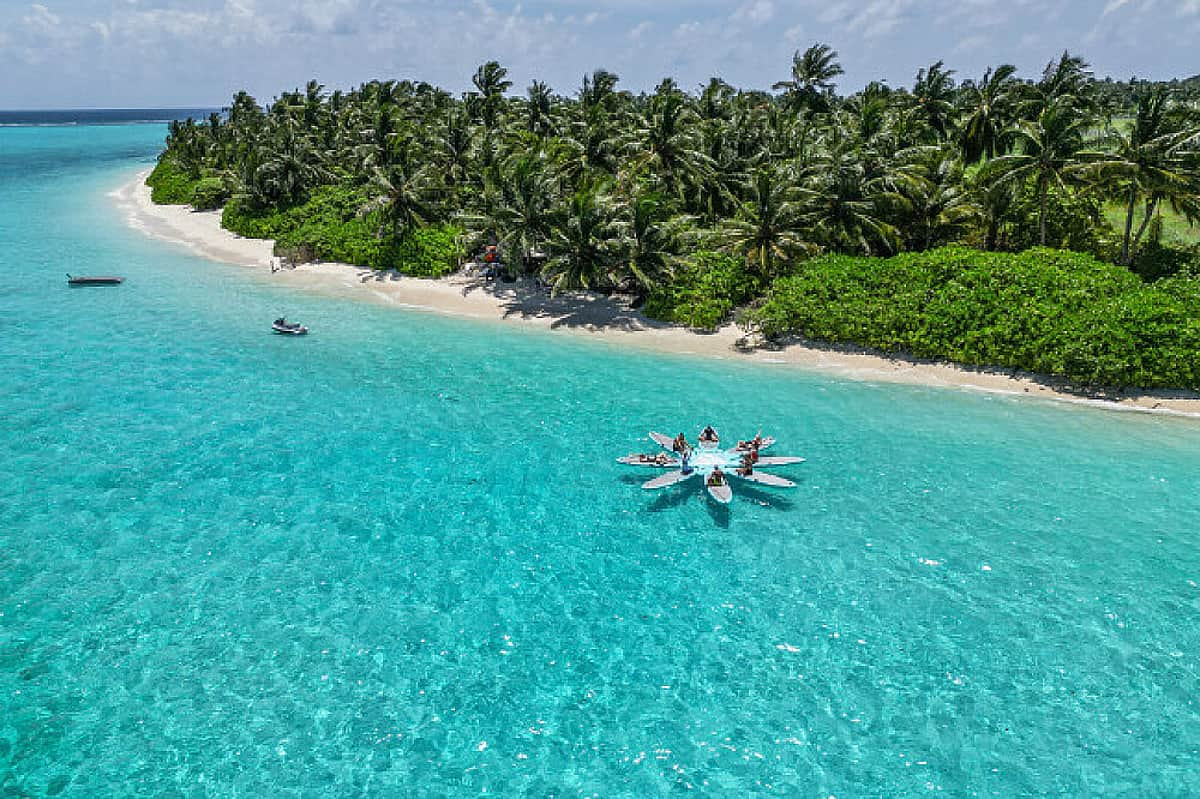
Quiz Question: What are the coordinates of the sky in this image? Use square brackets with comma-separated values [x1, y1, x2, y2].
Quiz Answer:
[1, 0, 1198, 109]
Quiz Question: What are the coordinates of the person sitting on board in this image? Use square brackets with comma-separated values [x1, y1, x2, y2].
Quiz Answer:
[672, 433, 690, 454]
[707, 467, 726, 487]
[700, 426, 718, 444]
[737, 432, 764, 451]
[736, 453, 754, 476]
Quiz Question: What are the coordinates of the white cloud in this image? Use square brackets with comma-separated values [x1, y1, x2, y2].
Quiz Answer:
[24, 3, 61, 30]
[0, 0, 1196, 107]
[732, 1, 775, 25]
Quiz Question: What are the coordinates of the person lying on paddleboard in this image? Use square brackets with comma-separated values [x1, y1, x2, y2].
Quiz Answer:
[737, 432, 764, 450]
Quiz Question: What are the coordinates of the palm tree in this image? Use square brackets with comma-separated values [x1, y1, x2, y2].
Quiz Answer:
[623, 89, 713, 201]
[612, 192, 692, 293]
[719, 169, 814, 277]
[472, 61, 512, 128]
[525, 80, 557, 137]
[958, 65, 1019, 163]
[1092, 88, 1200, 262]
[361, 142, 436, 237]
[908, 61, 957, 141]
[799, 140, 902, 255]
[542, 182, 617, 293]
[985, 102, 1098, 245]
[463, 153, 557, 271]
[1027, 51, 1093, 116]
[773, 43, 844, 114]
[251, 117, 327, 205]
[894, 147, 979, 250]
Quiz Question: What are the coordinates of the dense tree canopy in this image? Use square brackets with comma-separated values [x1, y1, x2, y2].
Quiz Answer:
[153, 48, 1200, 296]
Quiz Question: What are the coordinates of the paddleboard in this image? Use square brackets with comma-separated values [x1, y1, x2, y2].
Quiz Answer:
[755, 456, 804, 466]
[618, 455, 679, 468]
[649, 431, 677, 451]
[736, 436, 776, 452]
[734, 471, 796, 488]
[706, 481, 733, 504]
[642, 471, 695, 490]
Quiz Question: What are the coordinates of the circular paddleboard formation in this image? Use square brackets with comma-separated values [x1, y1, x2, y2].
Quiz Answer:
[619, 427, 804, 505]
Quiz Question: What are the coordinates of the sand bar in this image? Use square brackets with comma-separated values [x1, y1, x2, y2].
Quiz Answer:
[112, 170, 1200, 418]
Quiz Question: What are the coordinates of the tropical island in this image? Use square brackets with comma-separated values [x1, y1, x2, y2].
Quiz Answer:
[146, 47, 1200, 391]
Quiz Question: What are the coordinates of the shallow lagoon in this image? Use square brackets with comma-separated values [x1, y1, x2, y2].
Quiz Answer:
[2, 122, 1199, 796]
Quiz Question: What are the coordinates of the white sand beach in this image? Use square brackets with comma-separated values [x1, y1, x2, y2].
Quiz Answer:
[113, 170, 1200, 417]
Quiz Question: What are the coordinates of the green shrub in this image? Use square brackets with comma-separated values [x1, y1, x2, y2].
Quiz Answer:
[145, 158, 200, 205]
[740, 246, 1200, 389]
[644, 251, 760, 330]
[221, 184, 462, 275]
[190, 177, 229, 211]
[389, 225, 464, 277]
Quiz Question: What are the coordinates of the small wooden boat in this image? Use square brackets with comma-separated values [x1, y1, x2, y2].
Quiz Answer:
[67, 274, 124, 286]
[272, 319, 308, 336]
[642, 471, 696, 490]
[618, 455, 679, 468]
[733, 471, 796, 488]
[705, 477, 733, 504]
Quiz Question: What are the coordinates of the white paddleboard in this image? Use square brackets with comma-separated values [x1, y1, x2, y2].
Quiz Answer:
[649, 431, 677, 451]
[706, 481, 733, 504]
[755, 456, 804, 466]
[642, 471, 695, 490]
[736, 436, 776, 452]
[735, 471, 796, 488]
[618, 455, 679, 468]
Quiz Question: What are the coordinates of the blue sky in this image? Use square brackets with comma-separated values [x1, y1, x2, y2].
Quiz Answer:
[1, 0, 1198, 108]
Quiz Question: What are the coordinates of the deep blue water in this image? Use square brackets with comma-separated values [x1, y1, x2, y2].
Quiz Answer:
[2, 120, 1200, 797]
[0, 109, 216, 127]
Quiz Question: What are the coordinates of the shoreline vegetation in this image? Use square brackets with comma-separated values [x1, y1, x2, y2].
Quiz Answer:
[142, 49, 1200, 404]
[119, 171, 1200, 416]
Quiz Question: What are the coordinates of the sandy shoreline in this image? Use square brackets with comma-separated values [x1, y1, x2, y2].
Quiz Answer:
[112, 170, 1200, 418]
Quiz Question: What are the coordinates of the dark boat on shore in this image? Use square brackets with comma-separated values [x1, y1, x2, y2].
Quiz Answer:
[272, 318, 308, 335]
[67, 274, 124, 286]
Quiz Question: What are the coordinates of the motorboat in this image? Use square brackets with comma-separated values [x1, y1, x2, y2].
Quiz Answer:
[272, 318, 308, 335]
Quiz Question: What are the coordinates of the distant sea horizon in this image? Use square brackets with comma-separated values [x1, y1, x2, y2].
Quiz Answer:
[0, 108, 219, 126]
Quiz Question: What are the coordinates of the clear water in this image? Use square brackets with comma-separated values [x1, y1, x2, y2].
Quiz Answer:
[3, 122, 1200, 797]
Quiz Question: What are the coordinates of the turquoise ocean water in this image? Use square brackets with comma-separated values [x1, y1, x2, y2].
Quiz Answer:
[2, 121, 1200, 797]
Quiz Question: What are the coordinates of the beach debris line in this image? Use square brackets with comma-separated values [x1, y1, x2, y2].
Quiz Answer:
[620, 428, 803, 505]
[272, 317, 308, 335]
